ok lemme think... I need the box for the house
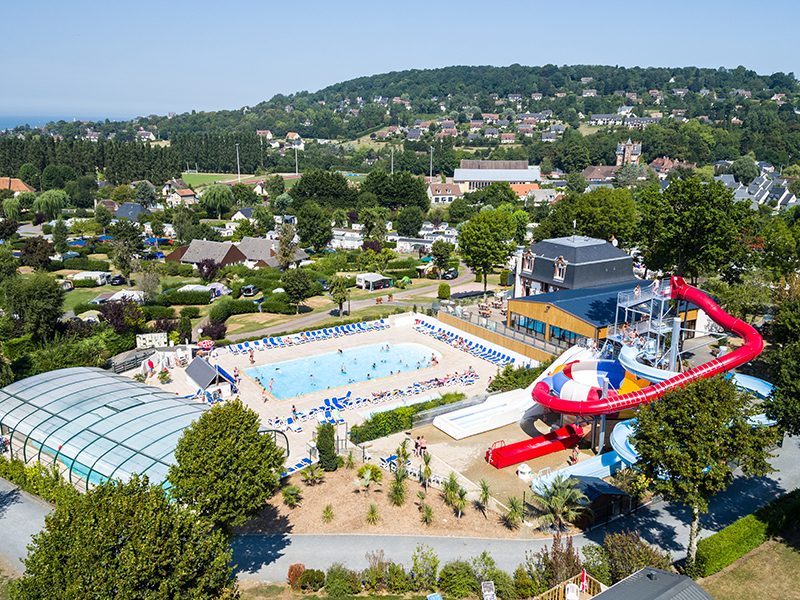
[583,165,620,183]
[549,124,565,134]
[541,132,557,142]
[528,189,561,206]
[0,177,35,195]
[624,116,661,130]
[590,114,623,126]
[648,157,696,178]
[406,129,421,141]
[517,126,535,137]
[256,130,273,139]
[580,77,594,84]
[484,128,499,138]
[165,239,247,267]
[162,178,188,195]
[615,139,642,165]
[331,228,363,250]
[428,183,464,205]
[136,130,156,141]
[185,357,233,397]
[454,166,542,191]
[500,133,516,144]
[509,183,539,200]
[531,93,543,100]
[129,180,156,193]
[592,567,715,600]
[286,132,301,141]
[481,113,500,123]
[515,236,634,296]
[113,202,147,221]
[467,133,482,142]
[167,188,197,207]
[470,121,484,131]
[672,88,689,97]
[236,236,309,269]
[582,89,598,97]
[460,160,529,170]
[95,199,119,214]
[231,207,256,222]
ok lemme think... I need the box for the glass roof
[0,367,207,490]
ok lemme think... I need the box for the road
[2,434,798,581]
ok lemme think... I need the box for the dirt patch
[305,297,332,309]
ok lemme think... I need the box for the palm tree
[454,487,468,518]
[366,503,380,525]
[531,474,591,532]
[443,472,460,507]
[422,452,432,491]
[322,504,334,523]
[390,472,407,506]
[421,503,434,526]
[477,479,493,517]
[355,464,383,498]
[506,495,525,528]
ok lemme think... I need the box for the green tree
[272,192,293,214]
[18,163,39,188]
[329,275,349,318]
[173,206,194,244]
[231,183,259,206]
[457,211,515,297]
[512,209,529,245]
[110,184,135,204]
[531,474,591,532]
[396,206,425,237]
[317,423,338,471]
[566,172,587,194]
[701,273,771,324]
[730,155,760,185]
[231,220,255,242]
[297,203,333,252]
[3,197,21,221]
[19,237,54,271]
[0,245,19,284]
[277,223,298,270]
[360,207,388,241]
[201,184,235,219]
[41,164,64,190]
[1,271,64,341]
[112,239,137,285]
[281,268,312,313]
[765,341,800,437]
[134,181,157,207]
[632,376,778,568]
[94,203,112,235]
[12,475,239,600]
[265,174,285,198]
[0,219,18,242]
[167,397,285,537]
[430,239,454,274]
[635,179,753,282]
[573,187,637,243]
[52,216,68,254]
[33,189,67,220]
[613,163,648,188]
[331,208,348,228]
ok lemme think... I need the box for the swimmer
[367,374,371,380]
[310,374,314,379]
[276,368,281,373]
[341,365,346,373]
[372,363,376,369]
[338,349,342,354]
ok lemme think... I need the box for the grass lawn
[63,287,103,312]
[701,530,800,600]
[181,173,249,187]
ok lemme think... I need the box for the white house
[427,182,464,205]
[331,228,363,250]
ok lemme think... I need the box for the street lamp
[235,143,241,183]
[429,146,434,179]
[294,146,298,175]
[347,289,351,316]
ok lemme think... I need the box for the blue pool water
[244,342,440,400]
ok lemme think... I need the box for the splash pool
[244,342,440,400]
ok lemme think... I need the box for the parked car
[241,284,260,297]
[110,275,126,286]
[442,268,458,280]
[317,279,329,291]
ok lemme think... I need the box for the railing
[617,280,671,307]
[110,350,157,374]
[534,571,605,600]
[412,395,487,428]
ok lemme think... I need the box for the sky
[2,0,797,126]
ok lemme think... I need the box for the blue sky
[2,0,797,123]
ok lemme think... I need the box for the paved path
[3,434,798,582]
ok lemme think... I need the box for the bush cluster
[156,290,212,306]
[0,455,78,506]
[208,299,258,322]
[695,489,800,577]
[142,305,177,321]
[63,257,111,271]
[261,301,295,314]
[72,278,102,288]
[164,262,195,277]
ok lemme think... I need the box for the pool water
[244,342,440,400]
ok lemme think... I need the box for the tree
[730,155,760,185]
[632,376,778,568]
[3,197,20,221]
[297,203,334,253]
[187,223,222,243]
[331,208,348,228]
[701,273,771,324]
[281,268,312,313]
[636,179,754,282]
[329,275,349,318]
[613,163,647,188]
[765,341,800,437]
[566,172,587,194]
[457,211,515,297]
[277,223,298,271]
[18,163,39,188]
[197,258,221,283]
[396,206,425,237]
[0,245,19,284]
[110,184,135,204]
[317,423,338,471]
[99,299,146,335]
[33,189,67,220]
[41,164,64,190]
[168,397,285,537]
[94,203,112,235]
[272,192,293,214]
[265,174,285,198]
[231,220,255,242]
[512,209,529,245]
[111,219,144,250]
[134,181,157,207]
[12,475,239,600]
[231,183,259,206]
[201,184,235,218]
[19,237,54,271]
[53,217,68,254]
[531,474,591,532]
[1,271,64,341]
[0,218,19,241]
[572,187,637,243]
[430,239,453,275]
[112,239,137,285]
[252,205,273,231]
[360,207,387,241]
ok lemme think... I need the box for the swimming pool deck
[141,315,503,457]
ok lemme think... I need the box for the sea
[0,115,128,130]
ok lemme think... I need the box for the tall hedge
[695,488,800,577]
[317,423,337,472]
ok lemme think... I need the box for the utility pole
[235,143,241,183]
[429,146,434,179]
[294,146,298,175]
[391,148,394,174]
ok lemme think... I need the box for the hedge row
[63,257,111,271]
[0,454,78,506]
[142,305,177,321]
[71,278,102,288]
[209,299,259,322]
[164,262,196,277]
[154,290,212,306]
[695,488,800,577]
[349,392,465,444]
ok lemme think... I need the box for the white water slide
[433,345,594,440]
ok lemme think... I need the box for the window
[550,325,580,345]
[516,316,547,339]
[553,256,567,282]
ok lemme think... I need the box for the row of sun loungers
[281,457,312,479]
[226,320,390,355]
[413,320,516,368]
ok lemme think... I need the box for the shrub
[513,565,541,599]
[72,278,101,288]
[325,563,360,598]
[3,334,37,361]
[421,504,434,526]
[317,423,338,472]
[438,283,451,300]
[500,269,511,286]
[261,301,294,315]
[299,568,325,592]
[362,550,390,592]
[281,485,302,508]
[438,560,479,599]
[153,318,178,333]
[203,320,227,340]
[142,305,176,321]
[411,543,439,592]
[180,306,201,319]
[42,224,53,235]
[0,455,78,506]
[366,503,380,525]
[695,489,800,577]
[528,535,582,590]
[601,530,671,584]
[287,563,306,590]
[63,257,110,271]
[322,504,334,523]
[490,569,518,600]
[162,290,212,306]
[386,562,410,594]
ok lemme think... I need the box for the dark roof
[185,357,225,390]
[512,279,644,329]
[522,237,634,289]
[165,240,247,266]
[574,476,628,502]
[114,202,146,221]
[593,567,715,600]
[235,207,255,218]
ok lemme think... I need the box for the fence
[110,350,157,374]
[535,571,606,600]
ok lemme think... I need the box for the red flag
[580,569,587,592]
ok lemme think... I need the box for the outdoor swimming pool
[244,342,440,400]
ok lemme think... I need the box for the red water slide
[532,277,764,416]
[485,424,584,469]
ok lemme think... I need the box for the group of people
[413,435,428,457]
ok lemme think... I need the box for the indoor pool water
[244,342,440,400]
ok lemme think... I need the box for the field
[701,529,800,600]
[63,287,104,312]
[181,173,245,187]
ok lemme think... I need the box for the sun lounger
[332,409,345,424]
[227,345,239,354]
[286,417,302,433]
[323,409,335,424]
